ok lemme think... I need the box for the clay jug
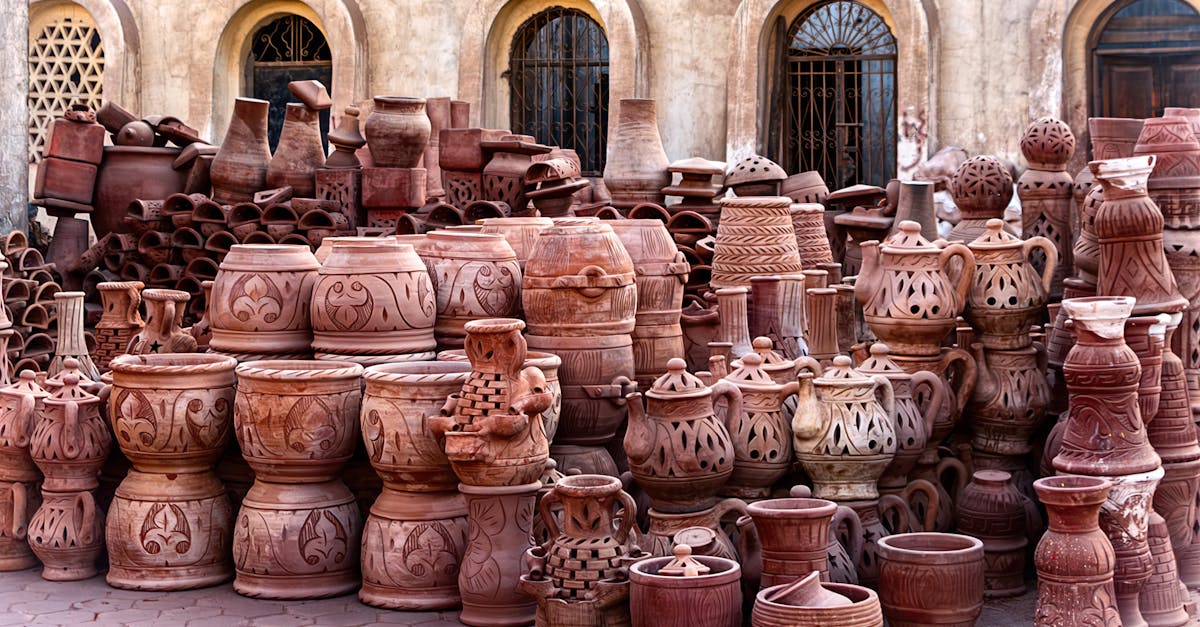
[266,103,325,196]
[364,97,430,168]
[94,281,144,371]
[955,470,1027,598]
[625,358,741,513]
[127,288,197,355]
[0,371,49,484]
[876,532,985,627]
[628,545,742,627]
[856,220,974,355]
[965,219,1056,349]
[738,497,837,590]
[752,573,883,627]
[857,343,944,492]
[31,374,110,492]
[603,99,671,209]
[210,98,272,204]
[719,352,798,498]
[209,244,320,359]
[639,498,748,560]
[968,342,1051,457]
[947,156,1015,243]
[710,196,804,290]
[413,232,522,349]
[792,356,896,501]
[1033,474,1120,626]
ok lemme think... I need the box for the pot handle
[75,491,96,545]
[870,375,895,424]
[1022,236,1058,296]
[939,243,975,308]
[15,392,35,449]
[711,379,743,437]
[537,489,561,551]
[160,297,178,337]
[900,478,940,532]
[61,399,80,460]
[910,371,945,441]
[9,482,26,540]
[940,347,978,417]
[938,456,970,501]
[833,505,865,565]
[614,489,638,545]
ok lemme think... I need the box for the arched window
[1090,0,1200,120]
[508,7,609,176]
[768,0,897,188]
[246,15,332,151]
[28,6,105,163]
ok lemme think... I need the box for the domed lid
[881,220,938,252]
[657,544,711,577]
[815,355,872,386]
[856,343,906,377]
[748,337,794,372]
[46,374,98,405]
[968,219,1023,250]
[725,155,786,186]
[763,571,853,608]
[1020,117,1076,170]
[950,156,1013,213]
[647,358,709,400]
[1,370,48,399]
[669,157,725,176]
[724,352,779,389]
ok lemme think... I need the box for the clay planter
[1033,475,1120,626]
[710,196,804,289]
[311,241,437,363]
[31,375,110,493]
[793,356,896,501]
[522,222,637,337]
[858,344,943,492]
[266,103,325,197]
[210,245,320,359]
[458,482,540,627]
[955,470,1027,597]
[947,156,1015,243]
[359,488,467,609]
[965,219,1055,350]
[365,97,430,168]
[720,352,798,498]
[625,358,741,513]
[210,98,271,205]
[739,497,837,590]
[857,220,974,355]
[603,98,671,209]
[360,361,469,492]
[414,232,522,349]
[477,217,554,269]
[877,532,985,627]
[629,550,742,627]
[752,575,884,627]
[127,288,197,355]
[94,281,144,371]
[28,489,103,581]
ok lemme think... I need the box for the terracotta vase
[714,287,753,359]
[1033,475,1119,625]
[413,232,522,349]
[427,318,552,487]
[628,548,742,627]
[1147,314,1200,559]
[603,99,671,209]
[791,203,835,267]
[210,98,272,204]
[359,488,467,610]
[1126,314,1169,424]
[94,281,144,371]
[954,470,1027,598]
[49,291,100,381]
[458,482,540,627]
[625,358,740,513]
[967,342,1051,457]
[364,97,430,168]
[858,343,944,492]
[311,240,436,363]
[947,156,1015,243]
[710,196,804,290]
[1091,156,1187,316]
[719,352,798,498]
[965,219,1055,349]
[266,103,325,197]
[738,497,836,590]
[1138,512,1191,627]
[793,356,896,501]
[209,244,320,359]
[752,573,883,627]
[127,288,197,355]
[1018,117,1076,300]
[876,532,985,627]
[1135,116,1200,229]
[856,221,974,356]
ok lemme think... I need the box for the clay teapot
[855,220,974,355]
[625,358,741,513]
[964,219,1056,350]
[718,351,799,499]
[793,356,896,500]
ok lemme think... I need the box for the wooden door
[1100,53,1200,118]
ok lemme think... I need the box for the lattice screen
[28,14,105,163]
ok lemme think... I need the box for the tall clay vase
[364,96,430,168]
[628,549,743,627]
[94,281,144,372]
[738,497,837,590]
[0,372,48,571]
[876,532,985,627]
[49,291,100,381]
[458,482,540,627]
[955,470,1027,598]
[1033,475,1120,626]
[209,244,321,360]
[266,103,325,197]
[603,98,671,209]
[210,98,272,205]
[710,196,804,290]
[1138,512,1191,627]
[105,353,237,590]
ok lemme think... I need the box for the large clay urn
[1033,475,1120,626]
[751,573,884,627]
[364,96,430,168]
[710,196,804,290]
[522,222,637,337]
[209,244,320,360]
[877,532,985,627]
[857,343,944,492]
[856,220,975,355]
[311,240,437,363]
[628,546,743,627]
[965,219,1056,349]
[603,98,671,209]
[947,156,1015,243]
[719,352,798,499]
[413,232,522,349]
[738,497,837,590]
[266,103,325,197]
[210,98,272,204]
[793,356,896,501]
[955,470,1028,598]
[625,358,741,513]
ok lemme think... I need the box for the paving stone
[195,593,287,618]
[73,596,136,612]
[80,608,162,623]
[252,614,316,627]
[149,605,225,623]
[0,589,49,605]
[285,596,361,618]
[10,598,77,614]
[311,605,384,626]
[30,608,104,624]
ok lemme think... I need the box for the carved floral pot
[413,232,522,349]
[364,96,430,168]
[458,482,540,627]
[876,532,985,627]
[210,245,321,359]
[359,488,467,610]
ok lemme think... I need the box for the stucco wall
[2,0,29,232]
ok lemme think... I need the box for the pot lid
[725,155,786,186]
[669,157,725,175]
[749,337,793,371]
[856,343,906,377]
[826,184,885,204]
[968,219,1023,250]
[2,370,48,399]
[724,352,778,389]
[816,355,872,385]
[657,544,711,577]
[882,220,938,251]
[46,374,98,404]
[764,571,853,608]
[647,358,709,400]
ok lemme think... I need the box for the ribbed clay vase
[266,103,325,197]
[603,99,670,209]
[877,533,985,627]
[364,97,430,168]
[954,470,1028,598]
[711,196,805,290]
[210,98,272,204]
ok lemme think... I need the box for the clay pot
[711,196,804,289]
[364,97,430,168]
[413,232,522,349]
[1090,117,1145,160]
[625,358,741,513]
[603,99,671,209]
[210,245,320,359]
[752,574,884,627]
[526,341,634,451]
[877,532,985,626]
[28,489,103,581]
[965,219,1055,350]
[233,360,363,482]
[739,497,836,590]
[720,352,799,498]
[31,375,110,493]
[793,356,896,501]
[458,482,540,627]
[858,344,944,492]
[359,488,467,609]
[311,241,436,363]
[477,217,554,269]
[967,343,1051,458]
[127,288,197,355]
[522,222,637,337]
[210,98,272,205]
[94,281,144,371]
[790,203,835,267]
[629,549,742,627]
[266,103,325,197]
[955,470,1027,597]
[94,147,188,237]
[1033,475,1120,625]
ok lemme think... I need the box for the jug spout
[623,392,652,464]
[854,240,881,307]
[791,372,822,443]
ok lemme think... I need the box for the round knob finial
[666,358,687,373]
[742,352,763,367]
[752,337,773,350]
[869,343,889,357]
[832,355,853,368]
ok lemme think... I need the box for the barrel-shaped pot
[629,554,742,627]
[876,532,985,627]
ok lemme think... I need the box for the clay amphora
[233,360,364,482]
[1091,156,1188,316]
[31,374,110,492]
[458,482,540,627]
[947,156,1015,243]
[876,532,985,627]
[625,358,741,513]
[955,470,1027,598]
[857,343,943,491]
[628,547,742,627]
[1033,475,1120,626]
[738,497,837,590]
[428,318,552,487]
[719,352,798,498]
[968,342,1051,457]
[311,241,437,363]
[94,281,144,371]
[793,356,896,500]
[266,103,325,197]
[752,574,883,627]
[710,196,804,290]
[413,232,522,349]
[603,99,671,209]
[965,219,1056,349]
[28,489,103,581]
[364,97,430,168]
[209,245,320,359]
[210,98,271,204]
[1018,117,1076,300]
[359,488,467,610]
[856,220,975,355]
[127,288,197,355]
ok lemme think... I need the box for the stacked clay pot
[231,360,364,599]
[0,372,49,570]
[1017,117,1075,300]
[413,231,522,349]
[105,353,237,590]
[209,244,321,361]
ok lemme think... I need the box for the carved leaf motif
[401,522,460,584]
[141,503,192,555]
[114,388,160,448]
[230,273,284,325]
[472,263,517,317]
[283,395,337,455]
[298,509,348,566]
[322,280,373,331]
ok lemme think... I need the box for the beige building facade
[9,0,1200,224]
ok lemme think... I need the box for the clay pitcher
[127,288,197,355]
[738,497,837,590]
[965,219,1056,350]
[31,374,110,492]
[857,343,944,492]
[720,352,799,499]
